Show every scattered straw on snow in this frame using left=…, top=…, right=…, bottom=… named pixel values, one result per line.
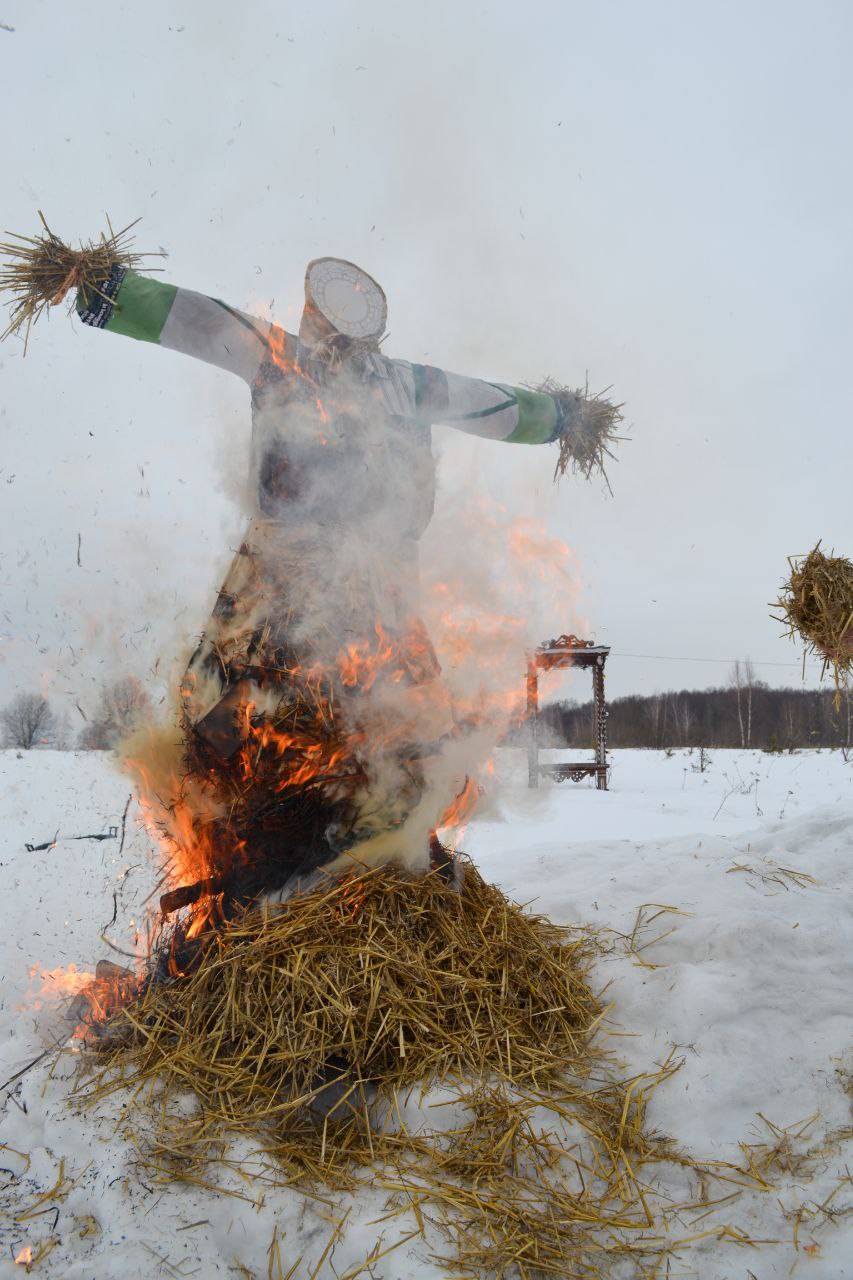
left=68, top=865, right=788, bottom=1277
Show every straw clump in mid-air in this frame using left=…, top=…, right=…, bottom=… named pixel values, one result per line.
left=777, top=544, right=853, bottom=698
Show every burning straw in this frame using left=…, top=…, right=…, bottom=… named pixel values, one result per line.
left=776, top=544, right=853, bottom=697
left=0, top=211, right=151, bottom=351
left=534, top=378, right=624, bottom=486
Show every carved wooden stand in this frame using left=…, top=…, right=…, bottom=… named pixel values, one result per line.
left=526, top=634, right=610, bottom=790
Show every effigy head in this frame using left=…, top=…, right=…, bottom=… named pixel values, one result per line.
left=300, top=257, right=387, bottom=351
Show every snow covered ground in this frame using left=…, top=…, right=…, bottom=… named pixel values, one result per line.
left=1, top=746, right=852, bottom=1278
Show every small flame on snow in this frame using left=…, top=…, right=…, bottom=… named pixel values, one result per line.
left=437, top=775, right=480, bottom=849
left=23, top=963, right=94, bottom=1011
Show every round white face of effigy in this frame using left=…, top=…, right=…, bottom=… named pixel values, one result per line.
left=304, top=257, right=387, bottom=341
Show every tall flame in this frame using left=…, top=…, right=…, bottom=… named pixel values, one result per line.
left=120, top=490, right=582, bottom=917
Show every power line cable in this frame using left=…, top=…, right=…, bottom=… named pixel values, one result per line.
left=610, top=651, right=805, bottom=668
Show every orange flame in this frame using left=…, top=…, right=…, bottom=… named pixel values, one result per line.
left=266, top=324, right=300, bottom=378
left=23, top=961, right=141, bottom=1039
left=123, top=497, right=583, bottom=914
left=420, top=508, right=584, bottom=732
left=437, top=775, right=481, bottom=851
left=25, top=963, right=94, bottom=1011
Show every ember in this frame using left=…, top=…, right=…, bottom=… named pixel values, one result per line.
left=65, top=961, right=140, bottom=1039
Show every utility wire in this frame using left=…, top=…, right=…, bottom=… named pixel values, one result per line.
left=611, top=651, right=804, bottom=668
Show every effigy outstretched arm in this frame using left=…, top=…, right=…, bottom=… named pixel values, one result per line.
left=378, top=356, right=622, bottom=481
left=0, top=218, right=287, bottom=379
left=75, top=268, right=280, bottom=385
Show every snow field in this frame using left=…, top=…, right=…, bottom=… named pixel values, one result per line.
left=1, top=747, right=851, bottom=1278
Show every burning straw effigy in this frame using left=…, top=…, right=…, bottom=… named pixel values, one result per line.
left=3, top=218, right=647, bottom=1274
left=1, top=213, right=624, bottom=913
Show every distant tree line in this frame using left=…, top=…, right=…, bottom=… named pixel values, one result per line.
left=530, top=679, right=852, bottom=753
left=1, top=677, right=151, bottom=750
left=4, top=665, right=851, bottom=756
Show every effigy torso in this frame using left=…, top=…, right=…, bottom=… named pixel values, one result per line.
left=173, top=341, right=455, bottom=897
left=249, top=344, right=437, bottom=546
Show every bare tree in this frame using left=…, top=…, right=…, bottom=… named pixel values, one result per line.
left=644, top=693, right=665, bottom=749
left=783, top=698, right=798, bottom=752
left=1, top=692, right=58, bottom=749
left=53, top=710, right=72, bottom=750
left=670, top=692, right=694, bottom=745
left=729, top=660, right=745, bottom=748
left=78, top=676, right=152, bottom=750
left=729, top=658, right=758, bottom=748
left=743, top=658, right=757, bottom=748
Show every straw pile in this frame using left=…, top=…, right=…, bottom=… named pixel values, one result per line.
left=75, top=866, right=699, bottom=1276
left=0, top=212, right=149, bottom=350
left=73, top=868, right=782, bottom=1275
left=777, top=544, right=853, bottom=696
left=83, top=864, right=599, bottom=1116
left=533, top=377, right=624, bottom=486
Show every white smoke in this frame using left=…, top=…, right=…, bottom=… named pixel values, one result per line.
left=128, top=288, right=585, bottom=901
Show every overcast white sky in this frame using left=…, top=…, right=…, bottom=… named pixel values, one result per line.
left=1, top=0, right=851, bottom=721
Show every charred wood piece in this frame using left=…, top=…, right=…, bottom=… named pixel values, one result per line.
left=160, top=878, right=224, bottom=915
left=25, top=826, right=118, bottom=852
left=24, top=830, right=58, bottom=852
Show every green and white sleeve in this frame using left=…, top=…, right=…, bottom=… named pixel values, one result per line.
left=373, top=356, right=565, bottom=446
left=75, top=267, right=275, bottom=384
left=370, top=355, right=623, bottom=480
left=371, top=355, right=560, bottom=445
